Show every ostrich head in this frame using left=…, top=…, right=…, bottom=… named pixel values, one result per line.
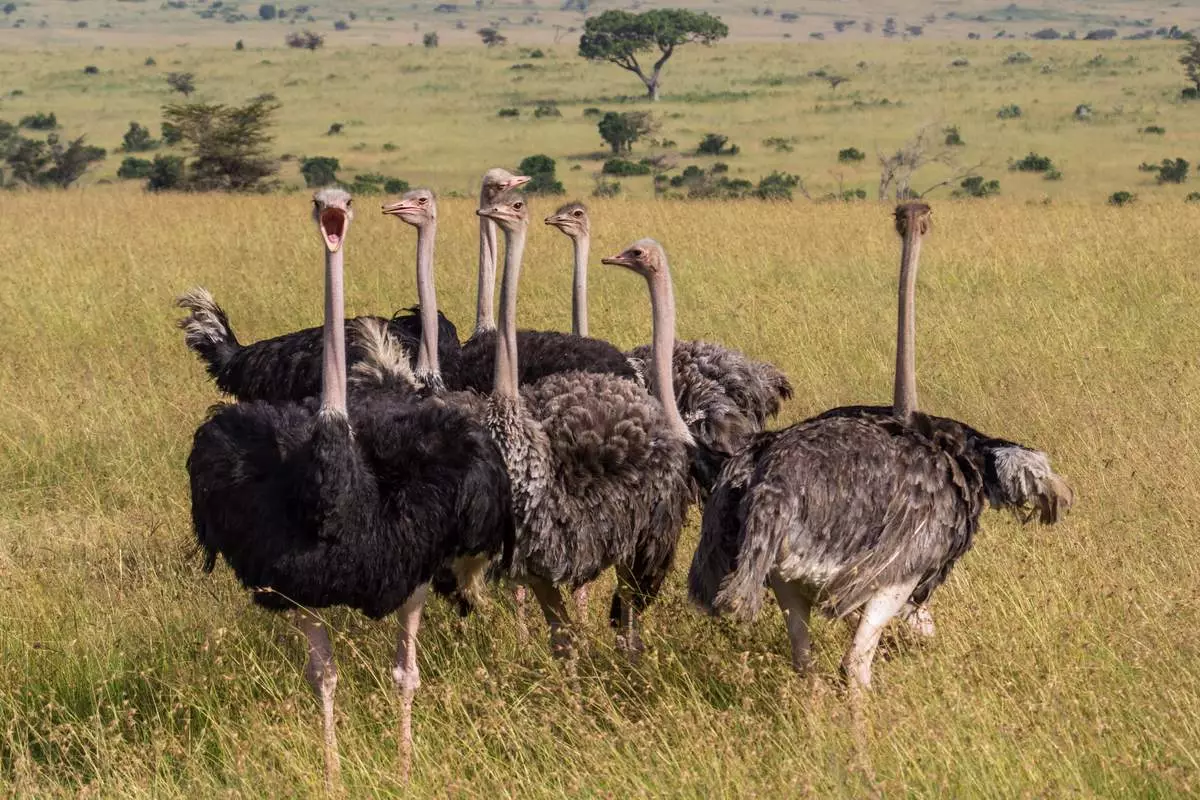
left=476, top=190, right=530, bottom=233
left=313, top=187, right=353, bottom=253
left=381, top=188, right=436, bottom=228
left=481, top=168, right=531, bottom=204
left=544, top=201, right=589, bottom=239
left=894, top=201, right=932, bottom=238
left=600, top=238, right=665, bottom=278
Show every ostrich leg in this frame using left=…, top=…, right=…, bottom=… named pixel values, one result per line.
left=296, top=610, right=341, bottom=793
left=393, top=583, right=429, bottom=783
left=841, top=578, right=921, bottom=692
left=572, top=585, right=590, bottom=624
left=513, top=585, right=530, bottom=643
left=769, top=575, right=813, bottom=673
left=527, top=578, right=575, bottom=660
left=612, top=567, right=644, bottom=661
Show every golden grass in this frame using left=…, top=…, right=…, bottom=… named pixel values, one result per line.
left=2, top=188, right=1199, bottom=796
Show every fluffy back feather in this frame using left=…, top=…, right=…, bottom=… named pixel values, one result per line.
left=176, top=287, right=240, bottom=380
left=350, top=317, right=418, bottom=393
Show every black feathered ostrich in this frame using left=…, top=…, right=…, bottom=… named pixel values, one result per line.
left=480, top=191, right=693, bottom=659
left=186, top=187, right=512, bottom=787
left=173, top=168, right=535, bottom=402
left=688, top=202, right=1073, bottom=689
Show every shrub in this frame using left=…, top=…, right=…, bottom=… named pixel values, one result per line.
left=582, top=107, right=603, bottom=118
left=144, top=57, right=157, bottom=66
left=121, top=121, right=159, bottom=152
left=697, top=133, right=738, bottom=156
left=19, top=112, right=57, bottom=131
left=711, top=162, right=728, bottom=174
left=837, top=147, right=866, bottom=163
left=598, top=111, right=654, bottom=154
left=286, top=30, right=324, bottom=49
left=1157, top=158, right=1189, bottom=184
left=754, top=171, right=800, bottom=200
left=762, top=136, right=793, bottom=153
left=1030, top=28, right=1061, bottom=40
left=1186, top=192, right=1200, bottom=202
left=423, top=32, right=438, bottom=47
left=161, top=122, right=183, bottom=146
left=1011, top=152, right=1054, bottom=172
left=996, top=104, right=1022, bottom=119
left=235, top=40, right=244, bottom=51
left=162, top=93, right=281, bottom=192
left=1183, top=88, right=1200, bottom=101
left=83, top=65, right=100, bottom=75
left=518, top=154, right=565, bottom=195
left=601, top=158, right=651, bottom=176
left=533, top=101, right=561, bottom=118
left=954, top=175, right=1000, bottom=197
left=166, top=72, right=196, bottom=96
left=326, top=122, right=343, bottom=136
left=1141, top=125, right=1166, bottom=134
left=528, top=48, right=545, bottom=58
left=1004, top=51, right=1033, bottom=64
left=333, top=19, right=349, bottom=31
left=259, top=3, right=276, bottom=20
left=147, top=155, right=186, bottom=191
left=1108, top=190, right=1135, bottom=206
left=592, top=178, right=620, bottom=198
left=1044, top=168, right=1063, bottom=181
left=300, top=156, right=339, bottom=187
left=117, top=157, right=154, bottom=180
left=497, top=108, right=519, bottom=117
left=383, top=142, right=398, bottom=151
left=950, top=58, right=969, bottom=68
left=944, top=125, right=964, bottom=146
left=383, top=177, right=409, bottom=194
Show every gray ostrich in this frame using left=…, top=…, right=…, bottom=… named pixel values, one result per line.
left=481, top=192, right=693, bottom=658
left=472, top=167, right=533, bottom=338
left=689, top=202, right=1073, bottom=689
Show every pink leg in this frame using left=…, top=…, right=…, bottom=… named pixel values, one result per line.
left=769, top=575, right=813, bottom=674
left=841, top=579, right=920, bottom=692
left=527, top=578, right=575, bottom=660
left=572, top=584, right=591, bottom=625
left=295, top=609, right=340, bottom=794
left=513, top=584, right=530, bottom=644
left=393, top=584, right=429, bottom=783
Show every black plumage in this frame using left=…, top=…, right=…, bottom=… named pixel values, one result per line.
left=450, top=328, right=637, bottom=394
left=176, top=290, right=461, bottom=403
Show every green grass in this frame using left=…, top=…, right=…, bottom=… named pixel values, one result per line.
left=2, top=190, right=1199, bottom=795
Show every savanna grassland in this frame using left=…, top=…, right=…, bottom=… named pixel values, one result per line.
left=3, top=3, right=1200, bottom=796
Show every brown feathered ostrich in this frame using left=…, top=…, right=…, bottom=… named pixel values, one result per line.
left=480, top=191, right=693, bottom=660
left=689, top=202, right=1073, bottom=689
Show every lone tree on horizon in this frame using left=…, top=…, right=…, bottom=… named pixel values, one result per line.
left=578, top=9, right=728, bottom=101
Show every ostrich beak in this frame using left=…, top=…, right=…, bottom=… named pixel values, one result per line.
left=381, top=199, right=419, bottom=218
left=601, top=253, right=633, bottom=267
left=503, top=175, right=531, bottom=191
left=319, top=207, right=349, bottom=252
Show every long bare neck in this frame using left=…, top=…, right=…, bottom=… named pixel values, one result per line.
left=647, top=270, right=690, bottom=442
left=493, top=224, right=526, bottom=399
left=321, top=248, right=348, bottom=415
left=571, top=234, right=590, bottom=338
left=414, top=219, right=441, bottom=385
left=475, top=217, right=498, bottom=335
left=893, top=228, right=922, bottom=424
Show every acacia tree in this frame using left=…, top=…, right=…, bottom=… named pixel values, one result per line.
left=1180, top=36, right=1200, bottom=93
left=578, top=9, right=728, bottom=101
left=162, top=93, right=281, bottom=191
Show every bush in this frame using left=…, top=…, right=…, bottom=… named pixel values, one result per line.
left=592, top=178, right=620, bottom=198
left=326, top=122, right=343, bottom=136
left=166, top=72, right=196, bottom=96
left=533, top=101, right=561, bottom=118
left=300, top=156, right=339, bottom=187
left=837, top=147, right=866, bottom=163
left=954, top=175, right=1000, bottom=197
left=383, top=177, right=409, bottom=194
left=19, top=112, right=57, bottom=131
left=1185, top=191, right=1200, bottom=202
left=144, top=57, right=157, bottom=66
left=1044, top=168, right=1063, bottom=181
left=697, top=133, right=738, bottom=156
left=117, top=157, right=154, bottom=180
left=83, top=65, right=100, bottom=75
left=333, top=19, right=349, bottom=31
left=147, top=154, right=186, bottom=191
left=996, top=104, right=1022, bottom=119
left=1157, top=158, right=1189, bottom=184
left=762, top=136, right=793, bottom=153
left=950, top=58, right=969, bottom=68
left=161, top=93, right=281, bottom=192
left=286, top=30, right=324, bottom=49
left=1011, top=152, right=1054, bottom=172
left=944, top=125, right=964, bottom=146
left=1004, top=51, right=1033, bottom=64
left=518, top=154, right=565, bottom=195
left=754, top=171, right=800, bottom=200
left=601, top=158, right=651, bottom=176
left=497, top=108, right=519, bottom=118
left=1183, top=87, right=1200, bottom=101
left=1141, top=125, right=1166, bottom=134
left=711, top=162, right=728, bottom=174
left=1108, top=190, right=1135, bottom=206
left=529, top=48, right=545, bottom=58
left=235, top=40, right=244, bottom=51
left=259, top=3, right=276, bottom=20
left=161, top=122, right=183, bottom=146
left=598, top=111, right=654, bottom=154
left=121, top=121, right=158, bottom=153
left=582, top=107, right=603, bottom=118
left=423, top=31, right=438, bottom=47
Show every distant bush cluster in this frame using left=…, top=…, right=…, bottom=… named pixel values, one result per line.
left=654, top=164, right=804, bottom=201
left=0, top=117, right=106, bottom=189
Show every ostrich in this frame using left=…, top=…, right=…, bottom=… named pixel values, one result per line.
left=186, top=187, right=513, bottom=787
left=688, top=202, right=1072, bottom=689
left=544, top=201, right=793, bottom=461
left=172, top=168, right=535, bottom=402
left=480, top=191, right=692, bottom=659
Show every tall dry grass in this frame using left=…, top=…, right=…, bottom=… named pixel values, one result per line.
left=2, top=190, right=1198, bottom=796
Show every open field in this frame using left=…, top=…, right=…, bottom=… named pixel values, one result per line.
left=1, top=37, right=1200, bottom=200
left=2, top=188, right=1199, bottom=796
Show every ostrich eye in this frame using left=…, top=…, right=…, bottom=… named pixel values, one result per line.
left=313, top=199, right=320, bottom=209
left=632, top=250, right=644, bottom=259
left=418, top=197, right=427, bottom=204
left=573, top=210, right=583, bottom=217
left=346, top=199, right=353, bottom=208
left=513, top=201, right=524, bottom=210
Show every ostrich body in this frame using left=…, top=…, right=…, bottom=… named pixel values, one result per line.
left=174, top=169, right=535, bottom=402
left=481, top=193, right=692, bottom=658
left=544, top=202, right=793, bottom=464
left=688, top=203, right=1072, bottom=689
left=186, top=188, right=513, bottom=786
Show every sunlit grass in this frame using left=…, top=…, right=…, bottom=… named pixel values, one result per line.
left=2, top=189, right=1198, bottom=795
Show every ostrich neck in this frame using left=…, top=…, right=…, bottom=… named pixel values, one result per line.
left=893, top=230, right=922, bottom=424
left=647, top=270, right=690, bottom=442
left=493, top=223, right=526, bottom=400
left=571, top=234, right=590, bottom=338
left=474, top=217, right=498, bottom=336
left=321, top=247, right=348, bottom=415
left=414, top=219, right=441, bottom=383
